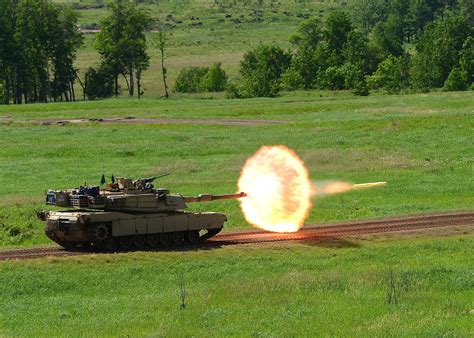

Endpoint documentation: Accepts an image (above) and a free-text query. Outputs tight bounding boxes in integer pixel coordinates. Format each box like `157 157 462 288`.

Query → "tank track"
47 226 223 252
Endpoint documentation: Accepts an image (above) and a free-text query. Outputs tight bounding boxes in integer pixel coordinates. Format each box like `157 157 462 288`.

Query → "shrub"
368 55 410 94
444 67 468 91
84 66 115 100
201 63 228 92
239 45 292 97
317 66 345 90
280 67 304 91
173 67 209 93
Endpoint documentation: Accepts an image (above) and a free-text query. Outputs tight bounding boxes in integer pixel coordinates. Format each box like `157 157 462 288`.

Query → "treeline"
0 0 83 104
224 0 473 97
0 0 152 104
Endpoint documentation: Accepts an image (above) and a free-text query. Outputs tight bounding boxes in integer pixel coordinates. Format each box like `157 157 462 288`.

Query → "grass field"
0 90 473 246
1 232 473 336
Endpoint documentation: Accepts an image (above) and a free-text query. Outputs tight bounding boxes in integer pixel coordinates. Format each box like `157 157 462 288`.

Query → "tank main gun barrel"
184 192 247 203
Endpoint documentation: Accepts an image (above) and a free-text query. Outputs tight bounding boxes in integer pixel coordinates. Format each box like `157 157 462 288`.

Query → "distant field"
1 232 473 336
0 90 472 246
52 0 343 97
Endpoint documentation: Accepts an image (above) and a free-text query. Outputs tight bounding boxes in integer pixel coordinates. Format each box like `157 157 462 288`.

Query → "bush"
368 55 410 94
84 66 114 100
173 67 209 93
317 66 345 90
239 45 292 97
201 63 228 92
340 63 369 96
444 67 468 91
225 80 245 99
280 67 304 91
174 64 228 93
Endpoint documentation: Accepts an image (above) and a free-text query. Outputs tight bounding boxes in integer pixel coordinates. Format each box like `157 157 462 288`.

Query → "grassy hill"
54 0 345 97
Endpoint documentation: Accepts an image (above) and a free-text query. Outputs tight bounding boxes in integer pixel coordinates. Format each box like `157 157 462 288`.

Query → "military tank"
37 176 246 251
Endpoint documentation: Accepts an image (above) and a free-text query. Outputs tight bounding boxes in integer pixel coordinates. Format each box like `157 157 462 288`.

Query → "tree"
290 17 323 49
324 11 353 59
459 36 473 87
444 67 468 91
368 55 410 94
84 66 114 100
287 17 324 89
151 31 169 98
201 63 228 92
411 11 471 91
0 0 82 104
238 45 291 97
349 0 389 34
370 14 405 57
96 0 152 97
343 31 379 75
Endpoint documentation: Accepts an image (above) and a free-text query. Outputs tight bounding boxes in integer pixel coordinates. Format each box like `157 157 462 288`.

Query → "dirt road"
1 211 472 261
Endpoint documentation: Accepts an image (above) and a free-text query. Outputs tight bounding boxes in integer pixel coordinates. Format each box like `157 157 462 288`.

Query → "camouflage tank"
37 176 246 250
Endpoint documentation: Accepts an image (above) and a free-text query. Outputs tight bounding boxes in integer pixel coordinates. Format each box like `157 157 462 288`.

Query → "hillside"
57 0 344 96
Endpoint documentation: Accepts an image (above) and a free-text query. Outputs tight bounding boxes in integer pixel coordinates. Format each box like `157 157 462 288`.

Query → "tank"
37 176 246 251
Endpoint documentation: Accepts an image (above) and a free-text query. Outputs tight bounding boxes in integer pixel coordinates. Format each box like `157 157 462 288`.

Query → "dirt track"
2 116 288 126
1 211 472 261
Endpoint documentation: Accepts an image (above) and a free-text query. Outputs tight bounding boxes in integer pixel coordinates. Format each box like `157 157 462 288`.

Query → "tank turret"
38 176 246 251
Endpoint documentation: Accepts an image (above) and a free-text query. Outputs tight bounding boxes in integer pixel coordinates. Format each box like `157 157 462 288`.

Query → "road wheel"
186 230 200 244
146 234 159 248
119 236 133 250
171 231 184 245
133 235 146 249
159 233 171 247
104 237 117 251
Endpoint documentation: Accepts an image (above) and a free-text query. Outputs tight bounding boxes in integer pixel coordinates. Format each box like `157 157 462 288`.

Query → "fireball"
238 145 312 232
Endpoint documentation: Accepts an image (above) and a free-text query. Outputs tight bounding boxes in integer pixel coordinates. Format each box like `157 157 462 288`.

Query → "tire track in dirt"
1 211 472 261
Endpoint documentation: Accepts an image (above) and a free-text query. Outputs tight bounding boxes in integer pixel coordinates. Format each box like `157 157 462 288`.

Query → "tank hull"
43 210 226 250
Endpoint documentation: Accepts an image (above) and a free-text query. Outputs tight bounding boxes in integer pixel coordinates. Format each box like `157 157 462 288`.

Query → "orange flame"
238 145 312 233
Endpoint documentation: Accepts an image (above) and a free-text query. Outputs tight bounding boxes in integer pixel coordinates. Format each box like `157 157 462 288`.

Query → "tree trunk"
129 66 134 96
4 73 10 105
160 46 169 98
115 74 119 96
13 63 18 104
137 69 141 99
71 81 76 102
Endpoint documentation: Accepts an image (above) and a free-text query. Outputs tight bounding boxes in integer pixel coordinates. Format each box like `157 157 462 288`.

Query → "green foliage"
324 11 353 59
370 14 404 57
0 0 83 104
84 66 114 100
280 67 304 91
174 63 228 93
173 67 209 93
201 63 228 92
317 66 346 90
343 31 379 75
368 55 410 94
411 11 472 91
444 68 468 91
238 45 291 97
290 16 323 49
96 0 152 97
349 0 389 34
459 36 473 87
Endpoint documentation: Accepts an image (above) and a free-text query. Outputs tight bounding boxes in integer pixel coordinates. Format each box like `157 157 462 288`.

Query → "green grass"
0 90 473 246
1 233 473 336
